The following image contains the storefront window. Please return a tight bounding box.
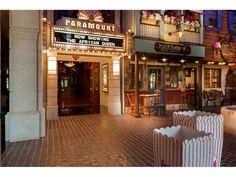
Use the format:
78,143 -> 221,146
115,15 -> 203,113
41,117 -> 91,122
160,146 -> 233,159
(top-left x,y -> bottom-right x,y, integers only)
204,68 -> 221,88
148,68 -> 162,91
229,11 -> 236,34
208,11 -> 217,28
165,66 -> 179,88
204,10 -> 223,31
149,72 -> 156,89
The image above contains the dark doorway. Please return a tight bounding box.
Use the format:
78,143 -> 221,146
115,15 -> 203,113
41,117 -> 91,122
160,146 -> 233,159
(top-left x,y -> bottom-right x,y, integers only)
1,10 -> 9,154
185,67 -> 197,108
58,61 -> 100,116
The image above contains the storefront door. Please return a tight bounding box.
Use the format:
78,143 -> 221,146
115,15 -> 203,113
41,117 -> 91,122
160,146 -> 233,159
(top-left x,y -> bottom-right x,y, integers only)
148,66 -> 164,102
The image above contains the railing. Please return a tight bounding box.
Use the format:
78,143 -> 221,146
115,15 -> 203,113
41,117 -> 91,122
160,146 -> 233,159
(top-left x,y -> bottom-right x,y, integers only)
182,31 -> 200,44
140,24 -> 160,39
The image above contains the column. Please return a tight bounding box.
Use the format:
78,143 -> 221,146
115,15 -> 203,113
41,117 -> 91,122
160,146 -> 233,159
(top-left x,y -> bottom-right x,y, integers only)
108,57 -> 121,115
0,11 -> 2,153
197,59 -> 202,110
38,11 -> 46,137
134,54 -> 140,118
6,11 -> 41,142
46,51 -> 58,120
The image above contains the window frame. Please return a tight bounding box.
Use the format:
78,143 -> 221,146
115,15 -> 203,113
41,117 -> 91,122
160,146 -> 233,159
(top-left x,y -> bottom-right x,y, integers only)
228,10 -> 236,35
204,68 -> 221,89
204,10 -> 223,32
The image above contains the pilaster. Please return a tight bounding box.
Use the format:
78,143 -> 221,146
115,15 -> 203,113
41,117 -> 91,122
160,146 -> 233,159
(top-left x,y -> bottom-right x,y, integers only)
6,11 -> 41,142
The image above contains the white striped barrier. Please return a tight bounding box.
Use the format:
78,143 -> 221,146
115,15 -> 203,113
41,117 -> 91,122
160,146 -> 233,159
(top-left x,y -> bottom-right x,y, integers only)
172,110 -> 224,167
153,126 -> 214,167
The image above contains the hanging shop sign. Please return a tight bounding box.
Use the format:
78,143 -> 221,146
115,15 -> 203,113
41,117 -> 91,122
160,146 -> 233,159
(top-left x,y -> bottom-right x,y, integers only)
155,41 -> 191,55
220,43 -> 236,62
57,17 -> 116,33
53,30 -> 124,49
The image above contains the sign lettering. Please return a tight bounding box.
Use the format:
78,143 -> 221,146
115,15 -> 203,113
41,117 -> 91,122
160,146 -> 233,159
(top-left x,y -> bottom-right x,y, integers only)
155,42 -> 191,55
57,17 -> 116,32
54,31 -> 124,49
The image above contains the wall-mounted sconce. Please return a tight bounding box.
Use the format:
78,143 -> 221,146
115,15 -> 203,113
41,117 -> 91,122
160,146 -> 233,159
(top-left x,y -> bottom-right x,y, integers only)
213,41 -> 221,55
43,49 -> 47,54
112,59 -> 120,76
48,56 -> 57,74
127,29 -> 134,36
168,30 -> 183,38
194,60 -> 199,64
127,53 -> 132,59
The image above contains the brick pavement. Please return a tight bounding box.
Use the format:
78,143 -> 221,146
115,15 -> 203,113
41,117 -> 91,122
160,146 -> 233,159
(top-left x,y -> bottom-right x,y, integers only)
1,114 -> 236,167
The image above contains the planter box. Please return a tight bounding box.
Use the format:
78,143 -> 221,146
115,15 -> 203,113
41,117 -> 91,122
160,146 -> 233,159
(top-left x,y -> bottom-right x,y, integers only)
153,126 -> 214,167
173,110 -> 224,167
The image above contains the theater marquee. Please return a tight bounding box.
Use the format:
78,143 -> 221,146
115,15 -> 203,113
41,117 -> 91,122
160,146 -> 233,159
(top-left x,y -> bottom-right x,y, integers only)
51,11 -> 125,52
53,30 -> 124,49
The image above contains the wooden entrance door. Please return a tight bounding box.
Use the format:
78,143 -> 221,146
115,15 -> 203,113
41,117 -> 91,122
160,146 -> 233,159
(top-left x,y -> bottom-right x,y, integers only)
148,66 -> 164,103
90,62 -> 100,111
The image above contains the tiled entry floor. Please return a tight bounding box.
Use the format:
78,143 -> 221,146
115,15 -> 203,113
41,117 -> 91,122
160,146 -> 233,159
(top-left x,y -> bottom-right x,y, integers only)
1,114 -> 236,167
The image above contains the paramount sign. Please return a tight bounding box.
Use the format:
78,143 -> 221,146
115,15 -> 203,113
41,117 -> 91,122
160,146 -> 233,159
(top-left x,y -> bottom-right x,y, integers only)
57,17 -> 116,33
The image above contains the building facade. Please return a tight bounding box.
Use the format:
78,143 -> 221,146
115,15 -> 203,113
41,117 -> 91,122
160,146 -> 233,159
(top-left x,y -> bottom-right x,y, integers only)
44,10 -> 125,121
203,10 -> 236,105
122,10 -> 205,115
0,10 -> 236,146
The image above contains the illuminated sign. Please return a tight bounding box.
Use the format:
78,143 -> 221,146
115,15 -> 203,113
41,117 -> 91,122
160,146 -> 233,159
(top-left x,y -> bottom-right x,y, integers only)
57,17 -> 116,33
53,30 -> 124,49
155,41 -> 191,55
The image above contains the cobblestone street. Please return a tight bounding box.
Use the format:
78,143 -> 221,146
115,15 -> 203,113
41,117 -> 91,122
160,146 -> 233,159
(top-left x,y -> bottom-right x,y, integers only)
1,114 -> 236,167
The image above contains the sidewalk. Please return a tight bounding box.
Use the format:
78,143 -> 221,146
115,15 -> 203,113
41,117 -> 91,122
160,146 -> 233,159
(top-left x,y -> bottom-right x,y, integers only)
1,113 -> 235,166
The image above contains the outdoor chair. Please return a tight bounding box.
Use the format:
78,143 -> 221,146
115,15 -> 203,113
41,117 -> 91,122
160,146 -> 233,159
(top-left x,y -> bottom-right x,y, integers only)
153,90 -> 166,116
203,89 -> 217,107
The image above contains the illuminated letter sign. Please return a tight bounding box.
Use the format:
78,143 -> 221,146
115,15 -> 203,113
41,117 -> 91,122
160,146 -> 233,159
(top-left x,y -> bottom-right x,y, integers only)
53,31 -> 124,49
57,17 -> 116,33
155,42 -> 191,55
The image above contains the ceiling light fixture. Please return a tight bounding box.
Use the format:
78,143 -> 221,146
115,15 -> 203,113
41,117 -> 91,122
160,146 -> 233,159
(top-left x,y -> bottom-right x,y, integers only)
207,61 -> 215,65
64,62 -> 75,67
180,59 -> 186,63
161,58 -> 167,62
218,62 -> 225,65
228,63 -> 235,66
141,55 -> 147,60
